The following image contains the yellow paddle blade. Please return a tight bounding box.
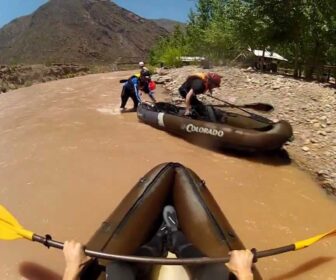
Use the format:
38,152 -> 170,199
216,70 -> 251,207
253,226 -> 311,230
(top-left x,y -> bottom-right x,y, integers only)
0,223 -> 24,240
0,205 -> 34,240
0,205 -> 21,227
295,229 -> 336,250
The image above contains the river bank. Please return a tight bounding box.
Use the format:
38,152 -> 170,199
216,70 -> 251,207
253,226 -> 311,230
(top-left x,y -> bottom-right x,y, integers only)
153,65 -> 336,195
0,64 -> 124,93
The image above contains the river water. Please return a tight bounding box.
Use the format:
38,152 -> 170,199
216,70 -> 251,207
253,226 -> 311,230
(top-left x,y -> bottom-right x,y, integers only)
0,71 -> 335,279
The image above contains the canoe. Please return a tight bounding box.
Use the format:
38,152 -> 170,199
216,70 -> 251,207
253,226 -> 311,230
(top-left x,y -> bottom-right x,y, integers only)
80,162 -> 262,279
137,102 -> 293,152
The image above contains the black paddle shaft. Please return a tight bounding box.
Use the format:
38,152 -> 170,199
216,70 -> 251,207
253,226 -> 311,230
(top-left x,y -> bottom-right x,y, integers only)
207,95 -> 274,124
214,103 -> 274,112
33,234 -> 295,265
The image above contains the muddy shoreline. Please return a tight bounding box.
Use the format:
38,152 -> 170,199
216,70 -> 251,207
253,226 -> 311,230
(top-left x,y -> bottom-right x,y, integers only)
153,66 -> 336,196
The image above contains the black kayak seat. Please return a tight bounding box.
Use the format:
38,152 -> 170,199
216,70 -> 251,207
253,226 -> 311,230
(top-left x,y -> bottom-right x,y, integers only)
205,106 -> 217,123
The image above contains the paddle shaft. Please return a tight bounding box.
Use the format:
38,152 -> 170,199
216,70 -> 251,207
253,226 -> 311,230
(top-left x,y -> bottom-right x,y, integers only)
33,234 -> 295,265
206,95 -> 273,124
207,95 -> 256,114
213,103 -> 273,112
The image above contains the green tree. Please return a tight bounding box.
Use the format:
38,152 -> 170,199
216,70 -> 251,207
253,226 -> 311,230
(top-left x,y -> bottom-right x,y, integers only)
150,0 -> 336,78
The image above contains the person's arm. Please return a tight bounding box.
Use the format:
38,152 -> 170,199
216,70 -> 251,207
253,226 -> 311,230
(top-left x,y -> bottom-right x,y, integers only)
134,84 -> 142,101
184,89 -> 194,115
225,250 -> 254,280
63,240 -> 90,280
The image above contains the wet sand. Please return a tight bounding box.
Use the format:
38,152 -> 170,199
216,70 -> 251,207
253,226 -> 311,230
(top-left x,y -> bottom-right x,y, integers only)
0,71 -> 335,279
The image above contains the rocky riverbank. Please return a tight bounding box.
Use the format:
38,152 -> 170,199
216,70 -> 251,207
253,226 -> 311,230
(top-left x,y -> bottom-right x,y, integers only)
0,64 -> 91,93
153,66 -> 336,195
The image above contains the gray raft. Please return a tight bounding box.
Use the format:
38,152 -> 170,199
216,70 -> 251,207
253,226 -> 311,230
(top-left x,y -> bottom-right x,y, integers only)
137,102 -> 293,152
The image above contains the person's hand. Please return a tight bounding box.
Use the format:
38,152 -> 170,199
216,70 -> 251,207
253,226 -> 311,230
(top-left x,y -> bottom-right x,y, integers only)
184,109 -> 192,116
63,240 -> 90,280
225,250 -> 253,280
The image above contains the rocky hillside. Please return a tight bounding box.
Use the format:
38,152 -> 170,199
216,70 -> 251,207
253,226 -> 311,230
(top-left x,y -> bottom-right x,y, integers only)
0,0 -> 168,65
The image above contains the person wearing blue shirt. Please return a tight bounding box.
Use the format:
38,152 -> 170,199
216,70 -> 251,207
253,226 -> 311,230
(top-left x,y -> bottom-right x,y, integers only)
120,74 -> 142,112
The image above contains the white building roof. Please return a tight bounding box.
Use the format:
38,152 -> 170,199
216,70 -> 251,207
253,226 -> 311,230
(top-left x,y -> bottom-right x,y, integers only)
179,56 -> 206,62
250,49 -> 288,61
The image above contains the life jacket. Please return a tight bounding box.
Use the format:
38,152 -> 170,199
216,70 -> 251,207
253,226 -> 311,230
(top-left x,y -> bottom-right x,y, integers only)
149,80 -> 156,91
125,74 -> 139,87
188,72 -> 209,90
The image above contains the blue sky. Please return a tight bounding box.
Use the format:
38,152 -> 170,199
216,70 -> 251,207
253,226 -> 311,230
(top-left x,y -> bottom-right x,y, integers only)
0,0 -> 195,28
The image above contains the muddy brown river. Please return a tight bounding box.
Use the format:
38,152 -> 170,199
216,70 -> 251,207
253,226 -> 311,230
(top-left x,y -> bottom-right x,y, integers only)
0,71 -> 335,279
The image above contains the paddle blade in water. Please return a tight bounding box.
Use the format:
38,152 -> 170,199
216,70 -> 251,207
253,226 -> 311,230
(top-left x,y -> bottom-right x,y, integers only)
0,223 -> 23,240
0,205 -> 21,228
0,205 -> 34,240
242,103 -> 274,112
295,229 -> 336,250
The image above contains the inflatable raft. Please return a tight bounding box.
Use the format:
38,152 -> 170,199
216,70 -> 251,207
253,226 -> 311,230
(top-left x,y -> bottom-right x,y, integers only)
137,102 -> 293,152
80,162 -> 262,279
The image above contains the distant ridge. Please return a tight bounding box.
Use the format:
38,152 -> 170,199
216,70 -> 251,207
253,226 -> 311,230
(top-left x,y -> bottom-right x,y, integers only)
152,19 -> 186,33
0,0 -> 169,65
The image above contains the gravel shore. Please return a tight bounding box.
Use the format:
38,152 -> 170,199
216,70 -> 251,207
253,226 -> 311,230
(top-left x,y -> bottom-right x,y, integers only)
153,65 -> 336,195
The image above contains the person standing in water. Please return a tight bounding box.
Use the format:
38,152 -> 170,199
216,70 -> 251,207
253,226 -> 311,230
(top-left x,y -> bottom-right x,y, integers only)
119,74 -> 141,112
138,61 -> 156,103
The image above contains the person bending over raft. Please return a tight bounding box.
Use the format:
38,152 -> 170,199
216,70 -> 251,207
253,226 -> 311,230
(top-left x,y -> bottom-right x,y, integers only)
138,61 -> 156,103
179,72 -> 222,117
62,206 -> 254,280
120,74 -> 142,112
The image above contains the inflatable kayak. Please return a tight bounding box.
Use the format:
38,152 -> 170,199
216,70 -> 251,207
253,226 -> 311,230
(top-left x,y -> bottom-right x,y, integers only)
137,102 -> 293,152
80,162 -> 262,279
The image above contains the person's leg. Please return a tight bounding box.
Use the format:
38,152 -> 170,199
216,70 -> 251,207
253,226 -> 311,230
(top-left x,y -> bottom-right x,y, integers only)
142,83 -> 156,103
136,236 -> 165,257
130,92 -> 139,111
133,223 -> 167,279
169,231 -> 231,280
105,231 -> 165,280
105,262 -> 136,280
190,95 -> 208,118
164,206 -> 232,280
169,230 -> 203,258
148,91 -> 156,102
120,85 -> 130,109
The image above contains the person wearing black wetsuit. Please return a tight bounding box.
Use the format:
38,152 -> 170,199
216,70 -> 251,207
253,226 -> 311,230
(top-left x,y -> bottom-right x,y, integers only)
139,62 -> 156,103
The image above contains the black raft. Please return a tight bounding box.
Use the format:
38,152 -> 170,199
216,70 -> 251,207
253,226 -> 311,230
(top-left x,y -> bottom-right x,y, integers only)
80,162 -> 262,280
137,102 -> 293,152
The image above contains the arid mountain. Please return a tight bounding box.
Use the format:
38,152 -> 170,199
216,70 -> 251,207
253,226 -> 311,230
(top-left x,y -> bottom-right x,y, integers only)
0,0 -> 168,65
153,19 -> 186,33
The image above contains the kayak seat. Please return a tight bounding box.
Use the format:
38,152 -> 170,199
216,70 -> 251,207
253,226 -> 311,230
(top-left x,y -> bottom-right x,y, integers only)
80,259 -> 104,280
205,106 -> 217,123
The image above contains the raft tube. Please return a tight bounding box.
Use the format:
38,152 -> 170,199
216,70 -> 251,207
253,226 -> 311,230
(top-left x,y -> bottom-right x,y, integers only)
137,102 -> 293,152
80,162 -> 262,279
